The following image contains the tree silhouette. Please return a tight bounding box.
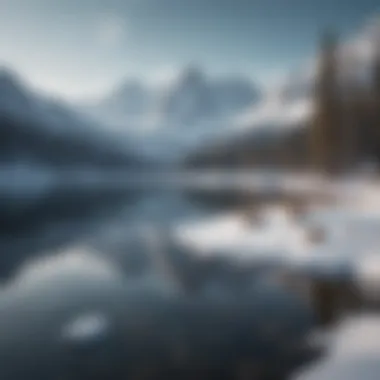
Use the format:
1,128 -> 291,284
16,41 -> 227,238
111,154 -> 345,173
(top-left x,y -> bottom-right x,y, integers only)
311,30 -> 342,175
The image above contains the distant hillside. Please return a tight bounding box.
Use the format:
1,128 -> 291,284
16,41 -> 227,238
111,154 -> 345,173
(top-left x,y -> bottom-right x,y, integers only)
0,68 -> 141,168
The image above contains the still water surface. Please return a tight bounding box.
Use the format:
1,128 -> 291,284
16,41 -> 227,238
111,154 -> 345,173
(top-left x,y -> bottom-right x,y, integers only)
0,188 -> 379,380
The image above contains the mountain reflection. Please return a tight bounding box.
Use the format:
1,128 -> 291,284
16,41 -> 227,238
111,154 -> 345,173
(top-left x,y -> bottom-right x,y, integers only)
0,190 -> 324,380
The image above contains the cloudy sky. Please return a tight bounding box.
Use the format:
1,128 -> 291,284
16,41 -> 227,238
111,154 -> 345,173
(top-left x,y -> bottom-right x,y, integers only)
0,0 -> 379,100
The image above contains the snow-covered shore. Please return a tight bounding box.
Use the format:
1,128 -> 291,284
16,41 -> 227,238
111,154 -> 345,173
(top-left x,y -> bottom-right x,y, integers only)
174,177 -> 380,379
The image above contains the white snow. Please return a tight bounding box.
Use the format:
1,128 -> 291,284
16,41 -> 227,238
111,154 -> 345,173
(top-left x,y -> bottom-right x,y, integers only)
174,177 -> 380,294
232,96 -> 313,133
175,207 -> 310,260
297,315 -> 380,380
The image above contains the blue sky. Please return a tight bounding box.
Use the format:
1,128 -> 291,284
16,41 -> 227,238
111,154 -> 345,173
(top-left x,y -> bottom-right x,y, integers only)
0,0 -> 379,99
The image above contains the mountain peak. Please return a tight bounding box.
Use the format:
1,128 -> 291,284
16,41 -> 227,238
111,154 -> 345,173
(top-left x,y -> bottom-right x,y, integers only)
178,66 -> 205,86
82,67 -> 260,129
116,79 -> 145,95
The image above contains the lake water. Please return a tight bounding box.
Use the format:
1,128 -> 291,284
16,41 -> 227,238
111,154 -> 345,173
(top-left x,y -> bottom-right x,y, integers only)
0,185 -> 379,380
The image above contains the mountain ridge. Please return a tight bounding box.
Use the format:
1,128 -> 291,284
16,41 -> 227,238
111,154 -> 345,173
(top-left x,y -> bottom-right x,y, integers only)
80,66 -> 261,131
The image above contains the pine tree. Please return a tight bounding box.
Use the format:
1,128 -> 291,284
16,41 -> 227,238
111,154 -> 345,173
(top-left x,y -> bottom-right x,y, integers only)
311,30 -> 341,174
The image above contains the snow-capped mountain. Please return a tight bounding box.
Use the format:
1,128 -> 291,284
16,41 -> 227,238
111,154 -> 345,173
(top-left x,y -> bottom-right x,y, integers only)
81,66 -> 261,130
162,67 -> 216,126
161,67 -> 260,126
0,67 -> 139,167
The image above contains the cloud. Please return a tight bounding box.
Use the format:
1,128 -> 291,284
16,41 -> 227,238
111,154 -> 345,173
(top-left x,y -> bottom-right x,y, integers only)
95,13 -> 128,48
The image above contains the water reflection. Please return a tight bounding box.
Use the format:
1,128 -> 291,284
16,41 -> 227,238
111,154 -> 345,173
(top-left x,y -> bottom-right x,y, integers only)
0,189 -> 324,380
0,189 -> 144,281
0,250 -> 319,380
0,188 -> 378,380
